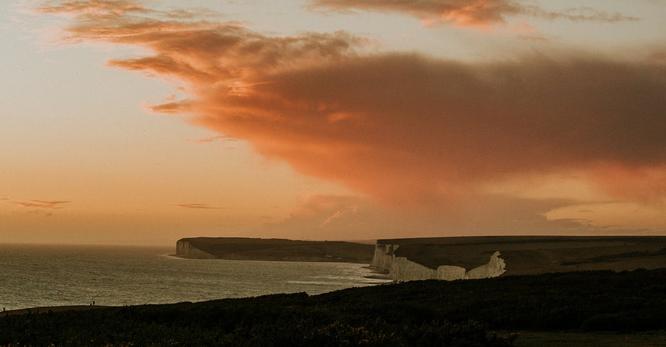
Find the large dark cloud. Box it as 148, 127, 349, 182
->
195, 54, 666, 203
39, 0, 666, 209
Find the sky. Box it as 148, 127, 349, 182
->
0, 0, 664, 246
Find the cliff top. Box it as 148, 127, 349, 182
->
177, 237, 374, 263
377, 235, 666, 245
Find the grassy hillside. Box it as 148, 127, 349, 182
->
2, 269, 665, 346
178, 237, 374, 263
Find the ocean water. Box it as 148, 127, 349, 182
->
0, 244, 388, 310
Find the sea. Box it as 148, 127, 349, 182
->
0, 244, 389, 311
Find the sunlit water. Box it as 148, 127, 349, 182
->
0, 244, 388, 310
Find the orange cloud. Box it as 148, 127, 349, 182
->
195, 53, 666, 204
312, 0, 521, 27
12, 200, 71, 209
586, 164, 666, 203
190, 135, 237, 144
40, 1, 666, 210
310, 0, 636, 28
177, 203, 224, 210
38, 0, 147, 15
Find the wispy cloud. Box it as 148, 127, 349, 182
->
12, 200, 71, 209
532, 6, 638, 23
310, 0, 637, 28
320, 205, 359, 228
177, 203, 224, 210
190, 135, 238, 144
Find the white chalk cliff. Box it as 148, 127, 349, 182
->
372, 243, 506, 282
176, 239, 216, 259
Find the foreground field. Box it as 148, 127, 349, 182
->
2, 269, 665, 346
514, 331, 666, 347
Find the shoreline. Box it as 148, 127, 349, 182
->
3, 305, 109, 316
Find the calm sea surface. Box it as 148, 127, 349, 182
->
0, 244, 388, 310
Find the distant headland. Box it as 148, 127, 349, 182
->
175, 237, 374, 263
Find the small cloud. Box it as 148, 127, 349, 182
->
145, 100, 192, 115
163, 7, 221, 20
190, 135, 238, 144
534, 6, 638, 23
13, 200, 71, 209
36, 0, 148, 15
177, 203, 224, 210
310, 0, 638, 28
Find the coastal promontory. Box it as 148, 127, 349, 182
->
176, 237, 374, 263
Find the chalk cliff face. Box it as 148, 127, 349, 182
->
466, 251, 506, 280
371, 242, 506, 282
372, 236, 666, 281
371, 243, 397, 272
176, 240, 216, 259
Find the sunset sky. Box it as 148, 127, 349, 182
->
1, 0, 665, 245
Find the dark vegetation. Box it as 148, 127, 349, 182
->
178, 237, 374, 263
560, 248, 666, 266
2, 269, 665, 346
